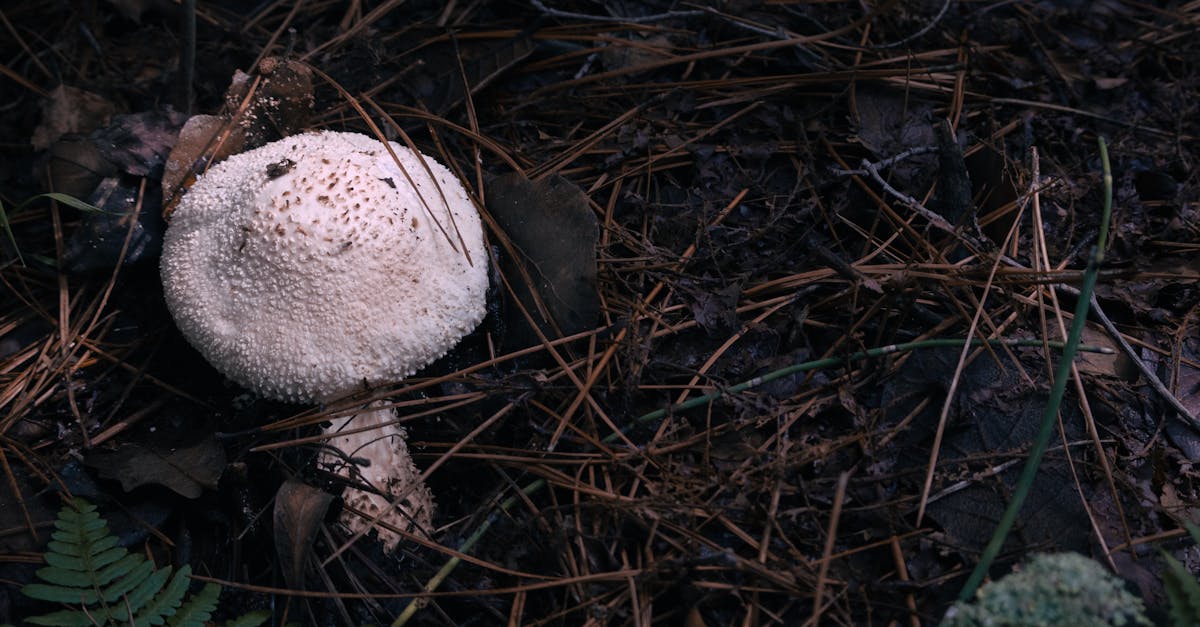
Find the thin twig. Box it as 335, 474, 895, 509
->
870, 0, 953, 49
530, 0, 703, 23
834, 148, 957, 235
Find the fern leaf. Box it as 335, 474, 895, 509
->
37, 553, 142, 588
100, 559, 155, 605
23, 498, 234, 627
50, 502, 103, 536
21, 581, 101, 606
95, 553, 148, 587
47, 533, 118, 557
44, 544, 128, 572
24, 607, 109, 626
129, 565, 190, 626
165, 582, 221, 627
121, 564, 174, 619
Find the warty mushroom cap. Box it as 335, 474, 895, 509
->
160, 130, 489, 403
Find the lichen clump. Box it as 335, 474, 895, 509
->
943, 552, 1151, 627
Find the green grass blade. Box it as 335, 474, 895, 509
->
1187, 521, 1200, 545
11, 192, 104, 214
0, 198, 23, 266
1161, 552, 1200, 627
957, 136, 1115, 601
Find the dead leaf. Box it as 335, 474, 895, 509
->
678, 278, 741, 336
64, 176, 165, 273
487, 173, 600, 349
90, 109, 188, 177
601, 34, 674, 72
884, 349, 1092, 554
31, 85, 118, 151
223, 57, 314, 149
273, 478, 335, 590
162, 114, 246, 213
44, 138, 118, 199
1075, 326, 1134, 380
852, 85, 934, 159
1094, 77, 1129, 90
85, 436, 225, 499
160, 58, 313, 216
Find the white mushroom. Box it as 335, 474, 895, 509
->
160, 130, 488, 550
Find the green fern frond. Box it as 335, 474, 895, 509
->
22, 500, 136, 608
130, 566, 192, 625
20, 498, 268, 627
166, 582, 222, 627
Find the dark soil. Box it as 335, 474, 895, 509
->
3, 1, 1200, 625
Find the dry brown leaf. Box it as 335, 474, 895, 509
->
273, 478, 335, 590
31, 85, 119, 151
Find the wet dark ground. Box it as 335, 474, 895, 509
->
2, 1, 1200, 624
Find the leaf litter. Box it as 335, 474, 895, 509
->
1, 1, 1200, 624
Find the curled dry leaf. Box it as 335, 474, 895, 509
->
273, 478, 335, 590
161, 114, 247, 214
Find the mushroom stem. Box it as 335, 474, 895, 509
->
321, 401, 434, 550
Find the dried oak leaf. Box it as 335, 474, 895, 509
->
273, 478, 335, 590
85, 436, 225, 499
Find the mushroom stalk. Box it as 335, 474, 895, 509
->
321, 402, 433, 549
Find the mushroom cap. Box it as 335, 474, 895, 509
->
161, 131, 488, 402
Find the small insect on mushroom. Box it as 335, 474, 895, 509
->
160, 131, 489, 551
265, 158, 296, 179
